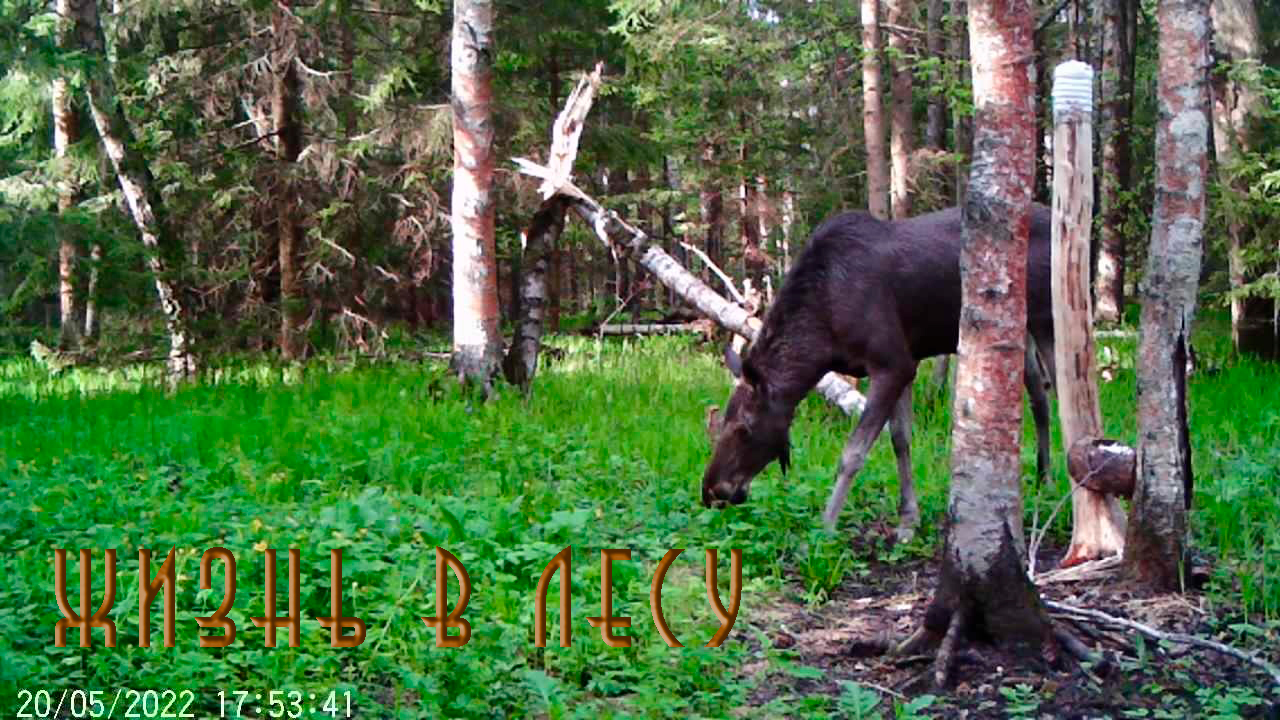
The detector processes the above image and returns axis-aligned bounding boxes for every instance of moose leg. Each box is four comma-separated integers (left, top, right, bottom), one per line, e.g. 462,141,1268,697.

1024,338,1053,483
823,368,915,529
888,385,920,543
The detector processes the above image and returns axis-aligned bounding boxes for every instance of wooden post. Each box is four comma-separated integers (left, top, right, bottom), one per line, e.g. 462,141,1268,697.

1050,61,1130,567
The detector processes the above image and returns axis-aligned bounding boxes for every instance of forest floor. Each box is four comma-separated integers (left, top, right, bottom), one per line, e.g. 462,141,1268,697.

1,324,1279,718
744,541,1280,718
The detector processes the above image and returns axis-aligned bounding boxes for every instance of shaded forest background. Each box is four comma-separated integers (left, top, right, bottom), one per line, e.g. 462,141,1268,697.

3,0,1280,362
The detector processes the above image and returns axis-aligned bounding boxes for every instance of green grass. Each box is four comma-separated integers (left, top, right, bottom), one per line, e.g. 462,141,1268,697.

0,330,1277,718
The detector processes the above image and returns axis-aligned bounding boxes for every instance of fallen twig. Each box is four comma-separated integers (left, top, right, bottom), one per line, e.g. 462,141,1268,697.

1035,555,1123,585
1045,600,1280,688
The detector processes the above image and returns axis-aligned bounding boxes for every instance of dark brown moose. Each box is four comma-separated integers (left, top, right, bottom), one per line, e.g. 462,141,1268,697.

701,205,1056,542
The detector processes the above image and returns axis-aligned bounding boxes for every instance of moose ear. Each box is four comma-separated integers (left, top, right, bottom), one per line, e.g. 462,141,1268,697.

704,405,723,440
724,344,744,378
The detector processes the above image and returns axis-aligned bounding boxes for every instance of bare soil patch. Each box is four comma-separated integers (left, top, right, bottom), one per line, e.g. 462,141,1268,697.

741,542,1280,718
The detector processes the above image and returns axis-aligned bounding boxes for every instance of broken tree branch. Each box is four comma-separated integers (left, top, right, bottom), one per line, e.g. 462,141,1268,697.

562,187,866,415
1045,600,1280,688
680,240,747,305
513,65,867,415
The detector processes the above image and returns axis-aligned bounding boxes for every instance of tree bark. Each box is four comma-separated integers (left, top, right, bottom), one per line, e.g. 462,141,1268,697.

887,0,915,219
949,0,972,204
1124,0,1209,592
922,0,1050,684
71,0,196,381
54,0,82,350
738,160,765,278
925,0,946,148
566,198,865,414
862,0,891,220
449,0,502,390
503,198,568,389
1049,63,1129,567
273,0,305,360
82,243,102,341
699,142,725,273
546,51,563,332
1209,0,1263,349
780,185,795,275
1094,0,1136,325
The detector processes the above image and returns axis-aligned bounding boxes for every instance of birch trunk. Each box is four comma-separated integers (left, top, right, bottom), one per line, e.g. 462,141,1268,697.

737,169,764,278
450,0,502,390
887,0,915,219
273,0,305,360
923,0,1050,681
568,200,865,415
82,242,101,340
1094,0,1135,324
1209,0,1263,349
861,0,890,220
1124,0,1209,591
546,53,563,331
71,0,196,380
83,243,101,341
780,186,795,275
503,198,568,388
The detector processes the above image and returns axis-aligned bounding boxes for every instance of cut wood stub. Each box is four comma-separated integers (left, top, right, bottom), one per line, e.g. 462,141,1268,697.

1067,436,1136,498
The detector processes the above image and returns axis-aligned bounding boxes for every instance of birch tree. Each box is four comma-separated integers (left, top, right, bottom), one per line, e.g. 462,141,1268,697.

450,0,503,390
70,0,196,380
1124,0,1210,591
1209,0,1263,349
887,0,914,219
861,0,890,220
910,0,1051,685
1094,0,1136,325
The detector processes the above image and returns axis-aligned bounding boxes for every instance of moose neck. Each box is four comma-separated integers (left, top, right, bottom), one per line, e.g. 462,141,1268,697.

751,318,830,418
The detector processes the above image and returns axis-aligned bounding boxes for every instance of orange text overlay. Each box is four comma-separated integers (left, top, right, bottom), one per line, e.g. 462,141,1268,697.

52,547,742,649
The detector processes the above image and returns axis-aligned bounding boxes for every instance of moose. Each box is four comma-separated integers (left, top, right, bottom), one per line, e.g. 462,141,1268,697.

702,205,1056,542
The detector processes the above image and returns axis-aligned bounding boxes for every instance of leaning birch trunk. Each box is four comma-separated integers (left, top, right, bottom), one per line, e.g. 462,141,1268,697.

1124,0,1209,591
450,0,503,390
71,0,195,381
564,199,866,415
1050,62,1129,568
514,69,866,415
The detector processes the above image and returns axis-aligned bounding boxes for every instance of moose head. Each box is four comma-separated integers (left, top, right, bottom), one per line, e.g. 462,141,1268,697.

701,343,791,508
